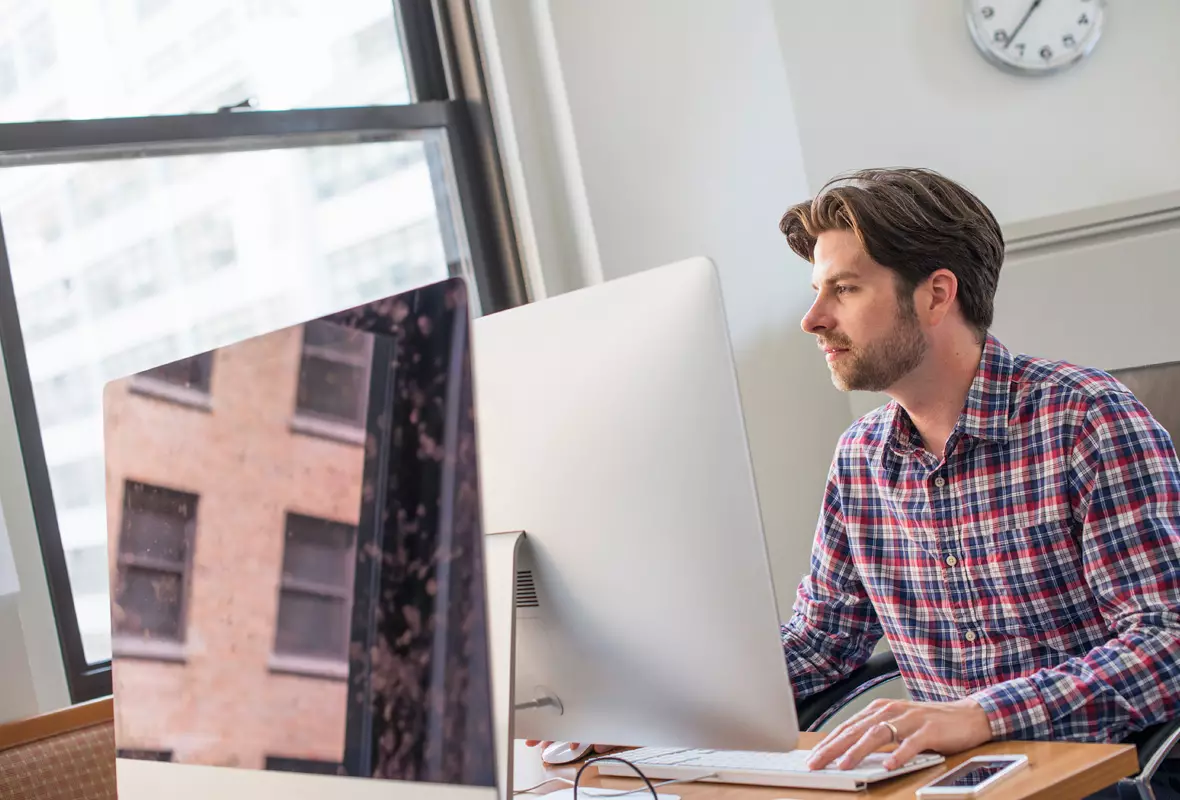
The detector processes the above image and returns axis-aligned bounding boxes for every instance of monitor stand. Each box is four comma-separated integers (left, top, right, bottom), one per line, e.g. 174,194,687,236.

485,530,567,800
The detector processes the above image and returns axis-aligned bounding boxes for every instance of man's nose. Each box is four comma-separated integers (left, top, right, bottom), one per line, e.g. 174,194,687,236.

801,299,831,335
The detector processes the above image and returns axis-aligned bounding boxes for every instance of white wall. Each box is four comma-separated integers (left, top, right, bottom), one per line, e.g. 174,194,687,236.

0,513,41,723
994,222,1180,371
0,346,71,720
477,0,856,613
771,0,1180,228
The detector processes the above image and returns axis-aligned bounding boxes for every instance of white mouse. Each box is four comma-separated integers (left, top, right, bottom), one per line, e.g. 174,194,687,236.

541,741,595,765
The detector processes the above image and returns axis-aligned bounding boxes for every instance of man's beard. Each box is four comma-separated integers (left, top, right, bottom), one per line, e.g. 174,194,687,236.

821,305,927,393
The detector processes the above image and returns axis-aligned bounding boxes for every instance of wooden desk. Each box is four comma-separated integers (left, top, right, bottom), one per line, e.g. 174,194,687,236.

535,733,1138,800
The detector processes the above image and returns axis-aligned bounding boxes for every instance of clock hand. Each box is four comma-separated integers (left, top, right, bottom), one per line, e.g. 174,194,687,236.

1005,0,1042,49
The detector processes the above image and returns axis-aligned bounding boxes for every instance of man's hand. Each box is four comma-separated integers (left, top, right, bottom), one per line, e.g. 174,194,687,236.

806,698,993,772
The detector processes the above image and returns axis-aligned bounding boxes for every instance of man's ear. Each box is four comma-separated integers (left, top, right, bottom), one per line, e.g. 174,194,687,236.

922,269,958,325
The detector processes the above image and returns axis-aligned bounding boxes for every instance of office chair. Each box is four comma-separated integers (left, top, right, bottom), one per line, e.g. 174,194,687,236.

0,696,116,800
794,651,1180,800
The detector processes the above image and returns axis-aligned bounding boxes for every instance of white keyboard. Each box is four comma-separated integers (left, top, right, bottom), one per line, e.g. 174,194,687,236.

596,746,945,791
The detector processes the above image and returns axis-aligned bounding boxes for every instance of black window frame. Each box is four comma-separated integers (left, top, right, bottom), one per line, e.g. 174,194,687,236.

0,0,525,703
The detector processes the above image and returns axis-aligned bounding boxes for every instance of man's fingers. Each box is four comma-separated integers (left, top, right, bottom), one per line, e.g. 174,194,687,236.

836,722,895,770
807,721,879,770
808,703,906,770
883,725,930,771
823,699,898,742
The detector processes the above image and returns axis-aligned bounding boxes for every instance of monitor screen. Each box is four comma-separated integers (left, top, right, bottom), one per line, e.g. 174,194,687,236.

105,278,495,788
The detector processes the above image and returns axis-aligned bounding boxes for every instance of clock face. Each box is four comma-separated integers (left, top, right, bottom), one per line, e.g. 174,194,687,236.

965,0,1105,75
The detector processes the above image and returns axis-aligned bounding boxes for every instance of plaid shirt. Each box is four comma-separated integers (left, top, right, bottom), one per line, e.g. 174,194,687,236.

782,335,1180,742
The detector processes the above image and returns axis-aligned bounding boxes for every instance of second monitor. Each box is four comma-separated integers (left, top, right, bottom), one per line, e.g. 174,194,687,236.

473,257,799,753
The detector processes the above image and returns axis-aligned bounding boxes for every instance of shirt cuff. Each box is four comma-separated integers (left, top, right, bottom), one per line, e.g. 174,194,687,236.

970,677,1051,741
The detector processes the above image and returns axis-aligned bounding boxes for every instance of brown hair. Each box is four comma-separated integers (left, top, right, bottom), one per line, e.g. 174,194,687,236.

780,168,1004,338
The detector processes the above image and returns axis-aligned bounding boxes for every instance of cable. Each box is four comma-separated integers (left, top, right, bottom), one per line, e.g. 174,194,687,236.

575,757,657,799
570,755,719,799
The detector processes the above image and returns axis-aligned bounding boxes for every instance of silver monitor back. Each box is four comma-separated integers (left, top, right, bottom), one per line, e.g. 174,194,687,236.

473,257,798,753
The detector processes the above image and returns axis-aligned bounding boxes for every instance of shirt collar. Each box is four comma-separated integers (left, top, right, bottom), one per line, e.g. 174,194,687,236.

883,334,1013,455
958,334,1014,444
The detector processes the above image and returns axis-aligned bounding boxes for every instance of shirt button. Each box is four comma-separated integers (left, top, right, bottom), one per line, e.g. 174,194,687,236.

933,476,946,488
965,631,977,642
945,555,958,567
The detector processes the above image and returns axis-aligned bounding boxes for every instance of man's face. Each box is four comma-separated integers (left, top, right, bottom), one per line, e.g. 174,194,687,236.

800,229,927,393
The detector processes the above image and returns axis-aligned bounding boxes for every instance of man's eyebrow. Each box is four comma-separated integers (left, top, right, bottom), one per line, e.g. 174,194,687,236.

810,270,862,291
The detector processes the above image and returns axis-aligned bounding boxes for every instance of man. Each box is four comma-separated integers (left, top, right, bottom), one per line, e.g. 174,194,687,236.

783,168,1180,795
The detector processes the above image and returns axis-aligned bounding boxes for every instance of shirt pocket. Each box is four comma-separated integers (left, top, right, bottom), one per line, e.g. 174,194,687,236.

967,519,1098,650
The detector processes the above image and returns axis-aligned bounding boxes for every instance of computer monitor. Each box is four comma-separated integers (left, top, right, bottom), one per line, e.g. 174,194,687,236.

472,257,799,756
105,278,499,800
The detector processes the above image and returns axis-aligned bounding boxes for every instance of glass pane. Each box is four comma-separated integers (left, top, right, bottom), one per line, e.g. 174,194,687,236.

273,591,348,658
295,354,369,423
49,454,105,510
65,543,111,595
114,567,183,640
0,1,411,123
302,319,370,356
0,138,451,664
282,514,354,587
120,482,194,564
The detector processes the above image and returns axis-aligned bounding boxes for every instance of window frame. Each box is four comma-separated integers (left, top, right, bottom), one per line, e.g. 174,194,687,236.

293,324,376,429
111,480,198,651
272,512,358,666
0,0,525,703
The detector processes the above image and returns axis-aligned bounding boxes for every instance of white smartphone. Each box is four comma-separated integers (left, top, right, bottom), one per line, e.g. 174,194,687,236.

915,754,1029,797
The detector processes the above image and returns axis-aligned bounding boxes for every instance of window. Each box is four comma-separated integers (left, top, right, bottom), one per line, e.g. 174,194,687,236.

173,211,236,280
68,161,151,227
85,240,168,316
326,218,443,308
136,0,171,21
307,140,424,200
33,370,96,427
118,748,173,761
21,14,57,82
101,336,182,383
0,44,16,99
273,513,356,662
138,353,214,395
265,756,343,775
49,455,105,511
112,482,197,644
0,0,523,703
192,306,263,352
18,279,78,343
65,544,111,597
294,321,373,428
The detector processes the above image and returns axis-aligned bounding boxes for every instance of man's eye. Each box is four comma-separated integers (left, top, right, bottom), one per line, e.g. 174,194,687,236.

835,285,854,295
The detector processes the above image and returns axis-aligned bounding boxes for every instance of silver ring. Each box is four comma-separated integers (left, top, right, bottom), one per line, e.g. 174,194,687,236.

878,720,899,743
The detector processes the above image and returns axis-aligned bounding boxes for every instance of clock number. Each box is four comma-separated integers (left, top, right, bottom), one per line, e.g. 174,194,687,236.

1063,34,1076,48
981,5,994,18
994,29,1008,43
1015,43,1026,56
1079,13,1090,25
1040,45,1053,60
